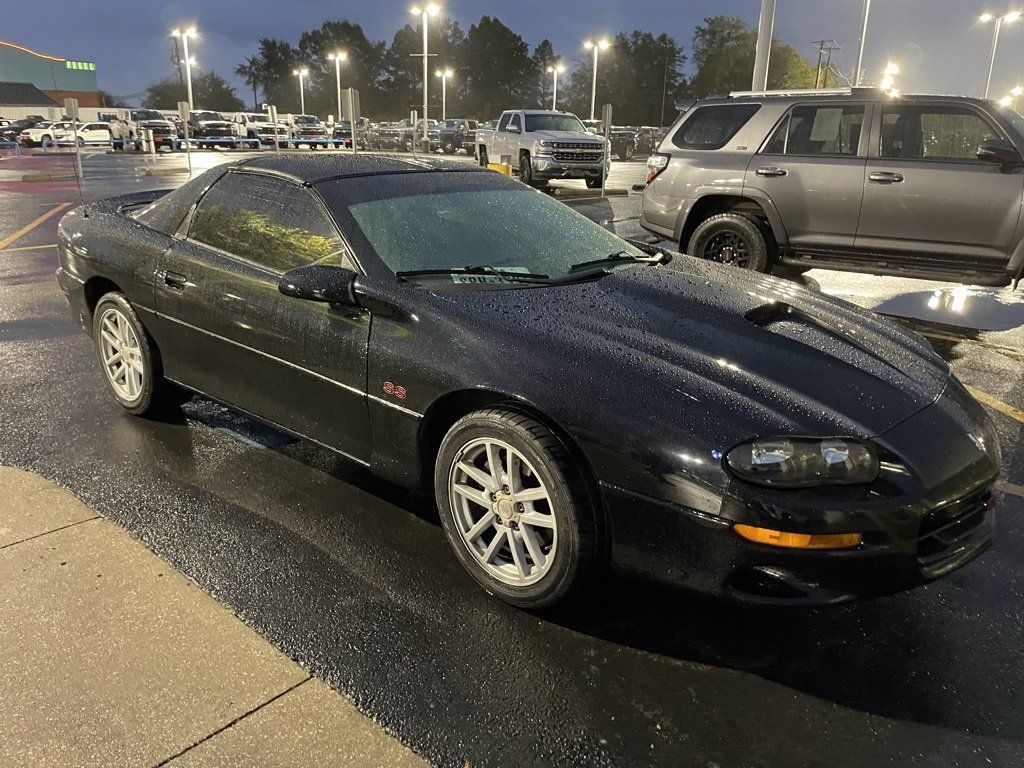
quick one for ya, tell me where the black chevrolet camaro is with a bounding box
[56,155,1001,608]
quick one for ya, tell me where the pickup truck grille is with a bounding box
[551,145,604,162]
[551,142,603,150]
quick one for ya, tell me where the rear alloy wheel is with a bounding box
[478,146,489,167]
[688,212,770,273]
[436,408,597,609]
[92,293,189,416]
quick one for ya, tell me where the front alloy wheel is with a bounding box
[436,408,598,608]
[97,305,144,403]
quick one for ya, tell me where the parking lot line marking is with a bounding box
[0,203,71,251]
[967,386,1024,424]
[0,243,57,254]
[999,481,1024,498]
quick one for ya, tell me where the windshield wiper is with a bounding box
[395,265,551,283]
[566,250,667,274]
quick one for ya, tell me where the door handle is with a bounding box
[869,171,905,184]
[164,271,188,289]
[756,166,788,177]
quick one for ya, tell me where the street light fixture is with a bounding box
[327,52,348,124]
[980,11,1022,98]
[547,63,566,110]
[170,26,198,110]
[435,68,453,121]
[879,61,900,94]
[410,4,441,148]
[583,38,609,121]
[293,68,308,115]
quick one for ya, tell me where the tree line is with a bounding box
[143,16,819,125]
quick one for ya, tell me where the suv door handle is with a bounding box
[869,171,905,184]
[164,271,188,289]
[756,166,788,177]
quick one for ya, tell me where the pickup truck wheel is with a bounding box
[436,407,598,609]
[688,213,770,273]
[443,141,456,154]
[586,176,604,189]
[478,146,489,167]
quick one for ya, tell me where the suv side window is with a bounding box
[190,172,351,272]
[763,104,865,156]
[880,104,999,161]
[671,104,760,150]
[497,113,511,131]
[509,114,522,132]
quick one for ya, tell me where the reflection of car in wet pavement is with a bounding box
[55,154,1001,609]
[643,89,1024,288]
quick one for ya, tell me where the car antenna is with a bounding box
[64,97,89,215]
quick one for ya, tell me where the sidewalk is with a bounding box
[0,466,429,768]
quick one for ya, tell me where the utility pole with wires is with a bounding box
[171,38,184,85]
[811,40,841,88]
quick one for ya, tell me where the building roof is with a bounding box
[235,154,486,184]
[0,81,58,107]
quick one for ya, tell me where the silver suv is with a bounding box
[642,88,1024,287]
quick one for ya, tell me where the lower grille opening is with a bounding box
[917,489,992,574]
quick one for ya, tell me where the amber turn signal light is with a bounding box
[733,524,862,550]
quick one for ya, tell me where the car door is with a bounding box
[492,112,512,163]
[153,170,372,462]
[744,101,868,250]
[856,101,1023,271]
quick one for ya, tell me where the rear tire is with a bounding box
[435,408,598,609]
[478,146,488,167]
[92,293,190,417]
[586,175,604,189]
[687,212,770,273]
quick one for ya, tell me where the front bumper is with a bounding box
[55,266,90,334]
[602,480,995,605]
[532,154,606,180]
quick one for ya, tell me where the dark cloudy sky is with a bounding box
[11,1,1024,103]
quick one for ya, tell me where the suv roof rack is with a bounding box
[727,87,881,98]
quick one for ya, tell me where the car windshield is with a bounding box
[132,110,164,121]
[294,115,319,125]
[996,103,1024,137]
[318,174,647,285]
[193,111,224,121]
[246,114,269,122]
[524,114,586,133]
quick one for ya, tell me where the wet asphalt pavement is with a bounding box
[2,148,1024,767]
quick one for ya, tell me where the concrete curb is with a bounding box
[144,167,190,176]
[21,172,78,182]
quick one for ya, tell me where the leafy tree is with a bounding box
[296,21,386,120]
[689,16,816,97]
[531,40,557,108]
[143,72,244,112]
[235,57,262,110]
[379,17,464,120]
[98,91,128,108]
[248,38,301,112]
[458,16,538,121]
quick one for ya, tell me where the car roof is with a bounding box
[698,89,995,108]
[234,154,489,184]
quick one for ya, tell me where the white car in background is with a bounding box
[18,121,57,147]
[54,122,112,146]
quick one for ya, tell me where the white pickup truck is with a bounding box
[475,109,607,188]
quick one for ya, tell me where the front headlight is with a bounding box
[533,140,554,153]
[725,437,879,489]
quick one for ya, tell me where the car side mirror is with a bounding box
[977,138,1021,167]
[279,264,358,306]
[507,125,520,134]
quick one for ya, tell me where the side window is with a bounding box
[881,105,998,160]
[497,113,511,131]
[509,114,522,132]
[189,173,351,272]
[763,104,865,156]
[671,104,760,150]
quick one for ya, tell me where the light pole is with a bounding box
[435,69,452,120]
[328,52,347,123]
[410,4,440,148]
[547,63,565,110]
[752,0,776,91]
[855,0,872,87]
[583,39,609,121]
[293,68,308,114]
[170,27,197,110]
[980,11,1022,98]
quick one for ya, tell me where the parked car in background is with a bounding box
[609,126,638,160]
[165,115,186,138]
[642,88,1024,288]
[332,117,371,149]
[234,111,287,145]
[635,126,662,155]
[18,120,55,147]
[54,122,111,146]
[476,110,607,188]
[287,114,328,147]
[379,118,436,151]
[2,118,42,143]
[188,110,237,147]
[123,109,177,147]
[432,118,478,154]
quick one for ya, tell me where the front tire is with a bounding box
[687,212,770,272]
[92,293,189,417]
[435,408,597,609]
[586,175,604,189]
[478,146,488,167]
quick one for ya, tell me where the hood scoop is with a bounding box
[745,301,905,376]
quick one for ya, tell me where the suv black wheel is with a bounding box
[586,175,604,189]
[435,408,598,609]
[478,146,488,166]
[519,154,535,185]
[688,213,770,272]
